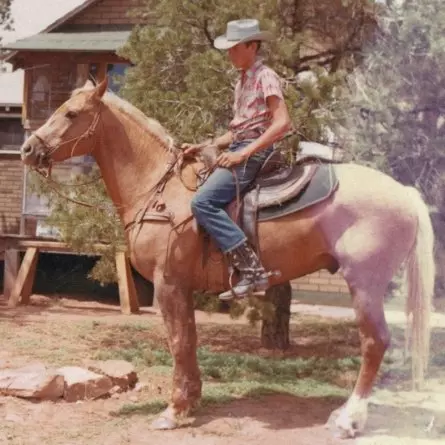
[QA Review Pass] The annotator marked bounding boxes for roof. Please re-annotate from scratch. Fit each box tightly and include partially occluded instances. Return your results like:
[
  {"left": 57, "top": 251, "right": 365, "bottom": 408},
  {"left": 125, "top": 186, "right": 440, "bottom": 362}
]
[
  {"left": 3, "top": 31, "right": 131, "bottom": 52},
  {"left": 42, "top": 0, "right": 99, "bottom": 33},
  {"left": 0, "top": 69, "right": 24, "bottom": 106}
]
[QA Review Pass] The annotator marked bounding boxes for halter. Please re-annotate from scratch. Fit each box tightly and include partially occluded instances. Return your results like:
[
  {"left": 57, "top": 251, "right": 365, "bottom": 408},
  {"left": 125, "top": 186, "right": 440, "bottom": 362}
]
[
  {"left": 29, "top": 103, "right": 208, "bottom": 232},
  {"left": 31, "top": 108, "right": 102, "bottom": 177},
  {"left": 30, "top": 107, "right": 104, "bottom": 209}
]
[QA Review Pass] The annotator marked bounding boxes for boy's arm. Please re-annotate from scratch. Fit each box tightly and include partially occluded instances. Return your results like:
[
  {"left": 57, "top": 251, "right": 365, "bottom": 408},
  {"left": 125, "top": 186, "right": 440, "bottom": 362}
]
[{"left": 212, "top": 131, "right": 233, "bottom": 150}]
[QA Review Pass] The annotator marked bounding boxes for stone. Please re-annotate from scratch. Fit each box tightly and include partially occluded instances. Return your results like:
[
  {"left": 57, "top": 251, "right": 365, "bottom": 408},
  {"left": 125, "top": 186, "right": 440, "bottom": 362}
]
[
  {"left": 110, "top": 385, "right": 122, "bottom": 395},
  {"left": 87, "top": 360, "right": 138, "bottom": 391},
  {"left": 57, "top": 366, "right": 113, "bottom": 402},
  {"left": 0, "top": 364, "right": 64, "bottom": 400},
  {"left": 134, "top": 382, "right": 146, "bottom": 392},
  {"left": 5, "top": 413, "right": 24, "bottom": 423}
]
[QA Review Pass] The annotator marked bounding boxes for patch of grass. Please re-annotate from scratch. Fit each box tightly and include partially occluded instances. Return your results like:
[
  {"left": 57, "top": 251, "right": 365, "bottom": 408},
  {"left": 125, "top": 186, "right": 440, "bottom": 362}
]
[
  {"left": 0, "top": 314, "right": 360, "bottom": 417},
  {"left": 94, "top": 343, "right": 172, "bottom": 367},
  {"left": 197, "top": 347, "right": 360, "bottom": 383},
  {"left": 93, "top": 334, "right": 361, "bottom": 386},
  {"left": 202, "top": 379, "right": 348, "bottom": 403},
  {"left": 115, "top": 400, "right": 168, "bottom": 416}
]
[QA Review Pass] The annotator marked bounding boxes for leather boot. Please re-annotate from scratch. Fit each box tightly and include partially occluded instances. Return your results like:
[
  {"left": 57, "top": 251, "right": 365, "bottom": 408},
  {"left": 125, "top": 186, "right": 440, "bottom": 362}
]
[{"left": 218, "top": 242, "right": 270, "bottom": 301}]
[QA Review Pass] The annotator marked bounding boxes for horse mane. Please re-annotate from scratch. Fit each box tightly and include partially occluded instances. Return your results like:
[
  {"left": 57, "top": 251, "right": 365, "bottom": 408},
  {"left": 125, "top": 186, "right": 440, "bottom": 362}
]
[{"left": 72, "top": 85, "right": 177, "bottom": 152}]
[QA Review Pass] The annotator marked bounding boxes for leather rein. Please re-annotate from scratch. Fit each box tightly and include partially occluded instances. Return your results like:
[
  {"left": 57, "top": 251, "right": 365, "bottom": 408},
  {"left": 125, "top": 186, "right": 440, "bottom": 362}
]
[
  {"left": 31, "top": 107, "right": 209, "bottom": 231},
  {"left": 31, "top": 108, "right": 106, "bottom": 209}
]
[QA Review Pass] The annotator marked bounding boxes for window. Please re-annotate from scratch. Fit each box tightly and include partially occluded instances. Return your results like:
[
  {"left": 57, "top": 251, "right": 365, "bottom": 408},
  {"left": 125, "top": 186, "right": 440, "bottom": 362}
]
[
  {"left": 107, "top": 63, "right": 129, "bottom": 94},
  {"left": 77, "top": 62, "right": 130, "bottom": 94},
  {"left": 0, "top": 118, "right": 25, "bottom": 150},
  {"left": 29, "top": 66, "right": 52, "bottom": 120}
]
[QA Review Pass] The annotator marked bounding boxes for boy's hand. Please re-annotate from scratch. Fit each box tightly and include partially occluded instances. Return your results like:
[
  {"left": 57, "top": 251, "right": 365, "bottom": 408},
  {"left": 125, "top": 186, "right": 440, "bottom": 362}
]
[{"left": 181, "top": 139, "right": 212, "bottom": 156}]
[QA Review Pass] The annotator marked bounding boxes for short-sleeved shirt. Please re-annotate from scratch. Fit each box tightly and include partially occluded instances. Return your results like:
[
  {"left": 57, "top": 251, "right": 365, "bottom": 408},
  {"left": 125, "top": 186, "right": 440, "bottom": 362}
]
[{"left": 229, "top": 58, "right": 284, "bottom": 139}]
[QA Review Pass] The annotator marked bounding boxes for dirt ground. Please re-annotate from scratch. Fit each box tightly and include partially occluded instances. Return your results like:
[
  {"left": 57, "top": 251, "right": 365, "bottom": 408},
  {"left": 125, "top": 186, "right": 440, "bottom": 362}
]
[{"left": 0, "top": 294, "right": 444, "bottom": 445}]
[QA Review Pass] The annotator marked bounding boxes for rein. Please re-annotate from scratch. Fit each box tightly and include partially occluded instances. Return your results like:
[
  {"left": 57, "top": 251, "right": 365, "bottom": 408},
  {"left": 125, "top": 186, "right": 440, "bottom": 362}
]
[
  {"left": 124, "top": 151, "right": 196, "bottom": 232},
  {"left": 31, "top": 102, "right": 242, "bottom": 235},
  {"left": 29, "top": 106, "right": 117, "bottom": 211},
  {"left": 33, "top": 168, "right": 105, "bottom": 211},
  {"left": 32, "top": 109, "right": 102, "bottom": 166}
]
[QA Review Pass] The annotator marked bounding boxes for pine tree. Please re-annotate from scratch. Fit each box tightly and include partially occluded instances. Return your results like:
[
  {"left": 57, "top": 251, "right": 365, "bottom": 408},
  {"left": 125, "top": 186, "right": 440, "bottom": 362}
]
[
  {"left": 33, "top": 0, "right": 379, "bottom": 287},
  {"left": 0, "top": 0, "right": 12, "bottom": 34},
  {"left": 334, "top": 0, "right": 445, "bottom": 292}
]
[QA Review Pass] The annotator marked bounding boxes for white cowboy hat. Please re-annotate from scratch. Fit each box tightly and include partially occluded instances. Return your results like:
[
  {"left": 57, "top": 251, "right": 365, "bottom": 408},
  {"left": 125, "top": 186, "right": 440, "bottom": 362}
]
[{"left": 214, "top": 19, "right": 273, "bottom": 50}]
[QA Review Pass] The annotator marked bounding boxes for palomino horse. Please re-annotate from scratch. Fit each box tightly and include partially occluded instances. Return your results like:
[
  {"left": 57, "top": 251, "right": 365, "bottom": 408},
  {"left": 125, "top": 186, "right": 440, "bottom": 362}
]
[{"left": 20, "top": 78, "right": 435, "bottom": 438}]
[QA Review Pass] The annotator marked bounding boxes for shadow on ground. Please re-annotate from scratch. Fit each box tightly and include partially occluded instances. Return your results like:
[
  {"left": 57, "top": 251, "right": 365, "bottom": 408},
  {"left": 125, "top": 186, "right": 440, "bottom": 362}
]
[{"left": 116, "top": 392, "right": 346, "bottom": 431}]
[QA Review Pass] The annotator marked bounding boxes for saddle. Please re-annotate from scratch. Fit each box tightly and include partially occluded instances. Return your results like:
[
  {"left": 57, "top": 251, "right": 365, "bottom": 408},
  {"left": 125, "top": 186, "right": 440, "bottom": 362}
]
[
  {"left": 220, "top": 143, "right": 339, "bottom": 254},
  {"left": 197, "top": 142, "right": 340, "bottom": 264}
]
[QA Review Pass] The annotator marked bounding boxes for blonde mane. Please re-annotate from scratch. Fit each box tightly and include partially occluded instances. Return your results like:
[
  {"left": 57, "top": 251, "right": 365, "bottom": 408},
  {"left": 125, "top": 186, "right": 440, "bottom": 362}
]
[{"left": 72, "top": 85, "right": 176, "bottom": 151}]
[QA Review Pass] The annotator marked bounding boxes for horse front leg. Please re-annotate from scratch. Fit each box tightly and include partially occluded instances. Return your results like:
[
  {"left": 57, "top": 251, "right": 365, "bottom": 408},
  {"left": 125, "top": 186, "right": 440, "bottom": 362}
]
[{"left": 150, "top": 278, "right": 202, "bottom": 430}]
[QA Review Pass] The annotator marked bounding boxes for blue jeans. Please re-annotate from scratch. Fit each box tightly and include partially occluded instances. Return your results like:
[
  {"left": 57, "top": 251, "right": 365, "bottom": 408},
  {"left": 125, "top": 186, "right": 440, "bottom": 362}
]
[{"left": 191, "top": 140, "right": 273, "bottom": 253}]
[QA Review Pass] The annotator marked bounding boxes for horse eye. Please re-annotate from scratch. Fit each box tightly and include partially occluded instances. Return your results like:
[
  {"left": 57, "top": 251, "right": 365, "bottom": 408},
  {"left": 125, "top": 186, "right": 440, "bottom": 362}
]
[{"left": 65, "top": 110, "right": 78, "bottom": 119}]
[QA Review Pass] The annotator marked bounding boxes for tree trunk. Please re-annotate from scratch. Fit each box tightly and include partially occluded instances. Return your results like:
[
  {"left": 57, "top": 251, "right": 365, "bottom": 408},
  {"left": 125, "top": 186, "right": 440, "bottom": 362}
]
[{"left": 261, "top": 281, "right": 292, "bottom": 350}]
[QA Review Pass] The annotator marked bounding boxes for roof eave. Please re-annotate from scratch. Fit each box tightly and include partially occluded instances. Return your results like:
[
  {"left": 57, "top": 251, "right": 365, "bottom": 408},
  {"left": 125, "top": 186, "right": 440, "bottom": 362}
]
[
  {"left": 41, "top": 0, "right": 100, "bottom": 33},
  {"left": 1, "top": 0, "right": 101, "bottom": 66}
]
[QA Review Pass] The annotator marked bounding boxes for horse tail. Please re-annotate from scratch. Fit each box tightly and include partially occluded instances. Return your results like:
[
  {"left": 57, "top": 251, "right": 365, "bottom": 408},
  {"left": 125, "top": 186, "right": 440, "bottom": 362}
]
[{"left": 404, "top": 186, "right": 435, "bottom": 389}]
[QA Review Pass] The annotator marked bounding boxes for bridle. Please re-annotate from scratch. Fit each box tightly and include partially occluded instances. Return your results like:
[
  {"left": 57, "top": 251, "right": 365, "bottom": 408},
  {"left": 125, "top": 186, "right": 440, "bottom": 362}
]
[
  {"left": 31, "top": 107, "right": 102, "bottom": 178},
  {"left": 29, "top": 104, "right": 202, "bottom": 228}
]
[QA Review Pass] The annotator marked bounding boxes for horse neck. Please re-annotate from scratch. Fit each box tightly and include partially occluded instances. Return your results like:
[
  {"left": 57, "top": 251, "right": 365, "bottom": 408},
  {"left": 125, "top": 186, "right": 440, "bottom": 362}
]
[{"left": 93, "top": 103, "right": 175, "bottom": 223}]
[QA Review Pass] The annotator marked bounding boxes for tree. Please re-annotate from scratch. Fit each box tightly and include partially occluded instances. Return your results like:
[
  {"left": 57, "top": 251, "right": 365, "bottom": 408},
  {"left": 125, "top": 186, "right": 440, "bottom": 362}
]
[
  {"left": 333, "top": 0, "right": 445, "bottom": 294},
  {"left": 0, "top": 0, "right": 13, "bottom": 65},
  {"left": 0, "top": 0, "right": 12, "bottom": 33},
  {"left": 33, "top": 0, "right": 379, "bottom": 347},
  {"left": 120, "top": 0, "right": 378, "bottom": 147},
  {"left": 261, "top": 282, "right": 292, "bottom": 350}
]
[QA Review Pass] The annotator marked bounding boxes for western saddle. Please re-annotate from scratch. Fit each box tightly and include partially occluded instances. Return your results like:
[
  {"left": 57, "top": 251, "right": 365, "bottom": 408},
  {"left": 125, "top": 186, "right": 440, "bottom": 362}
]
[{"left": 197, "top": 141, "right": 340, "bottom": 257}]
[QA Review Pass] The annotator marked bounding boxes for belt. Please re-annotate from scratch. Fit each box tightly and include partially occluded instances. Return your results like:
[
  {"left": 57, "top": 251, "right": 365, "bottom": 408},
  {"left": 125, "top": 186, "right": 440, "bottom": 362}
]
[{"left": 232, "top": 129, "right": 263, "bottom": 142}]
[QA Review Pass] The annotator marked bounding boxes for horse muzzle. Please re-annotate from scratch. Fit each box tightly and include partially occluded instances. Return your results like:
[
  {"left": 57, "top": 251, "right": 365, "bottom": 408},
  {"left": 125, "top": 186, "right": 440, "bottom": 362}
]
[{"left": 20, "top": 135, "right": 50, "bottom": 168}]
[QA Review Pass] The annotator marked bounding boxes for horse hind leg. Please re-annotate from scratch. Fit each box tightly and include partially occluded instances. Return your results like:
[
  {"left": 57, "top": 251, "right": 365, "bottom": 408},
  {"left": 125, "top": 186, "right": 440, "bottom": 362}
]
[
  {"left": 330, "top": 186, "right": 434, "bottom": 438},
  {"left": 333, "top": 283, "right": 391, "bottom": 438},
  {"left": 328, "top": 231, "right": 408, "bottom": 437}
]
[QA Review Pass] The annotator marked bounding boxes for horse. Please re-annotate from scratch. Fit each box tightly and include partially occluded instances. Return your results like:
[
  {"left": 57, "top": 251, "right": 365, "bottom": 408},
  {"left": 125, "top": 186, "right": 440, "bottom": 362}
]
[{"left": 20, "top": 78, "right": 435, "bottom": 438}]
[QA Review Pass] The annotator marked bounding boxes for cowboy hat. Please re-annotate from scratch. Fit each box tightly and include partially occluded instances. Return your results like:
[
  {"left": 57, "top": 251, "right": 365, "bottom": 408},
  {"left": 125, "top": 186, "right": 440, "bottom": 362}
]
[{"left": 214, "top": 19, "right": 273, "bottom": 50}]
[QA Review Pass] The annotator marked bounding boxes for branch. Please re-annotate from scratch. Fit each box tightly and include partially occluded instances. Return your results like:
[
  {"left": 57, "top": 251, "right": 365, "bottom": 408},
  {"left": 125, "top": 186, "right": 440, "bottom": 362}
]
[
  {"left": 202, "top": 18, "right": 214, "bottom": 47},
  {"left": 285, "top": 8, "right": 371, "bottom": 74},
  {"left": 284, "top": 46, "right": 361, "bottom": 73}
]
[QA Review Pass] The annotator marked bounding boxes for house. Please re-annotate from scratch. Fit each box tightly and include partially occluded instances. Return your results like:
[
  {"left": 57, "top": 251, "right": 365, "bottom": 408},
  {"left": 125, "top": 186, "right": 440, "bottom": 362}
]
[
  {"left": 1, "top": 0, "right": 143, "bottom": 235},
  {"left": 0, "top": 67, "right": 26, "bottom": 233}
]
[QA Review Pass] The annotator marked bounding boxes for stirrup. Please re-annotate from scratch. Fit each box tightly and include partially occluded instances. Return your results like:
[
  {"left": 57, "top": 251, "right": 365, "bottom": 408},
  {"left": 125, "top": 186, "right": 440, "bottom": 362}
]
[{"left": 218, "top": 269, "right": 278, "bottom": 302}]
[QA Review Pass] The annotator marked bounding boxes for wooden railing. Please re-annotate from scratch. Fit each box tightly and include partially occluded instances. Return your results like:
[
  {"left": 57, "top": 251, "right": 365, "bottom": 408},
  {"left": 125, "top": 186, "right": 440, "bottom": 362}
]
[{"left": 1, "top": 234, "right": 139, "bottom": 314}]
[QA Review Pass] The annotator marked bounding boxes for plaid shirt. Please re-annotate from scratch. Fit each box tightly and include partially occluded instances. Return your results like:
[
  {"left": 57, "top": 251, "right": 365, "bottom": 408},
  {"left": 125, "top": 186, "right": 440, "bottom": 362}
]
[{"left": 229, "top": 59, "right": 284, "bottom": 139}]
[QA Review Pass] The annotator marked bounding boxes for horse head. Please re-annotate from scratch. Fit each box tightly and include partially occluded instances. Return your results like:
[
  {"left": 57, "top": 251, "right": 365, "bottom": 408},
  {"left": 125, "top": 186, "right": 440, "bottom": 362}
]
[{"left": 21, "top": 78, "right": 108, "bottom": 170}]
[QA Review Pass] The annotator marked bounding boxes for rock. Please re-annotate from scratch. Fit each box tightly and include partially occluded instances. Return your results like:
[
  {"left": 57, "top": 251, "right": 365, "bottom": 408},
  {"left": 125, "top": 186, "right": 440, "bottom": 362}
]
[
  {"left": 134, "top": 382, "right": 146, "bottom": 392},
  {"left": 110, "top": 385, "right": 122, "bottom": 395},
  {"left": 87, "top": 360, "right": 138, "bottom": 391},
  {"left": 0, "top": 364, "right": 64, "bottom": 401},
  {"left": 5, "top": 413, "right": 24, "bottom": 423},
  {"left": 57, "top": 366, "right": 113, "bottom": 402}
]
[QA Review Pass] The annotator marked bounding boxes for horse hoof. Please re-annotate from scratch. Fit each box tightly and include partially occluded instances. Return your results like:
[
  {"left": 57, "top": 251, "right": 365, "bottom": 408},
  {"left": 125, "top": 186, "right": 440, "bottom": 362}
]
[
  {"left": 333, "top": 404, "right": 367, "bottom": 438},
  {"left": 151, "top": 413, "right": 178, "bottom": 430}
]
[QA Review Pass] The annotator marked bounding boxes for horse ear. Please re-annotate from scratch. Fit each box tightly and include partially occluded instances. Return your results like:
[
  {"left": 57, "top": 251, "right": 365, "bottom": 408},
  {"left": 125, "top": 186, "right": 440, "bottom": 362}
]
[
  {"left": 93, "top": 77, "right": 108, "bottom": 100},
  {"left": 83, "top": 79, "right": 95, "bottom": 90}
]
